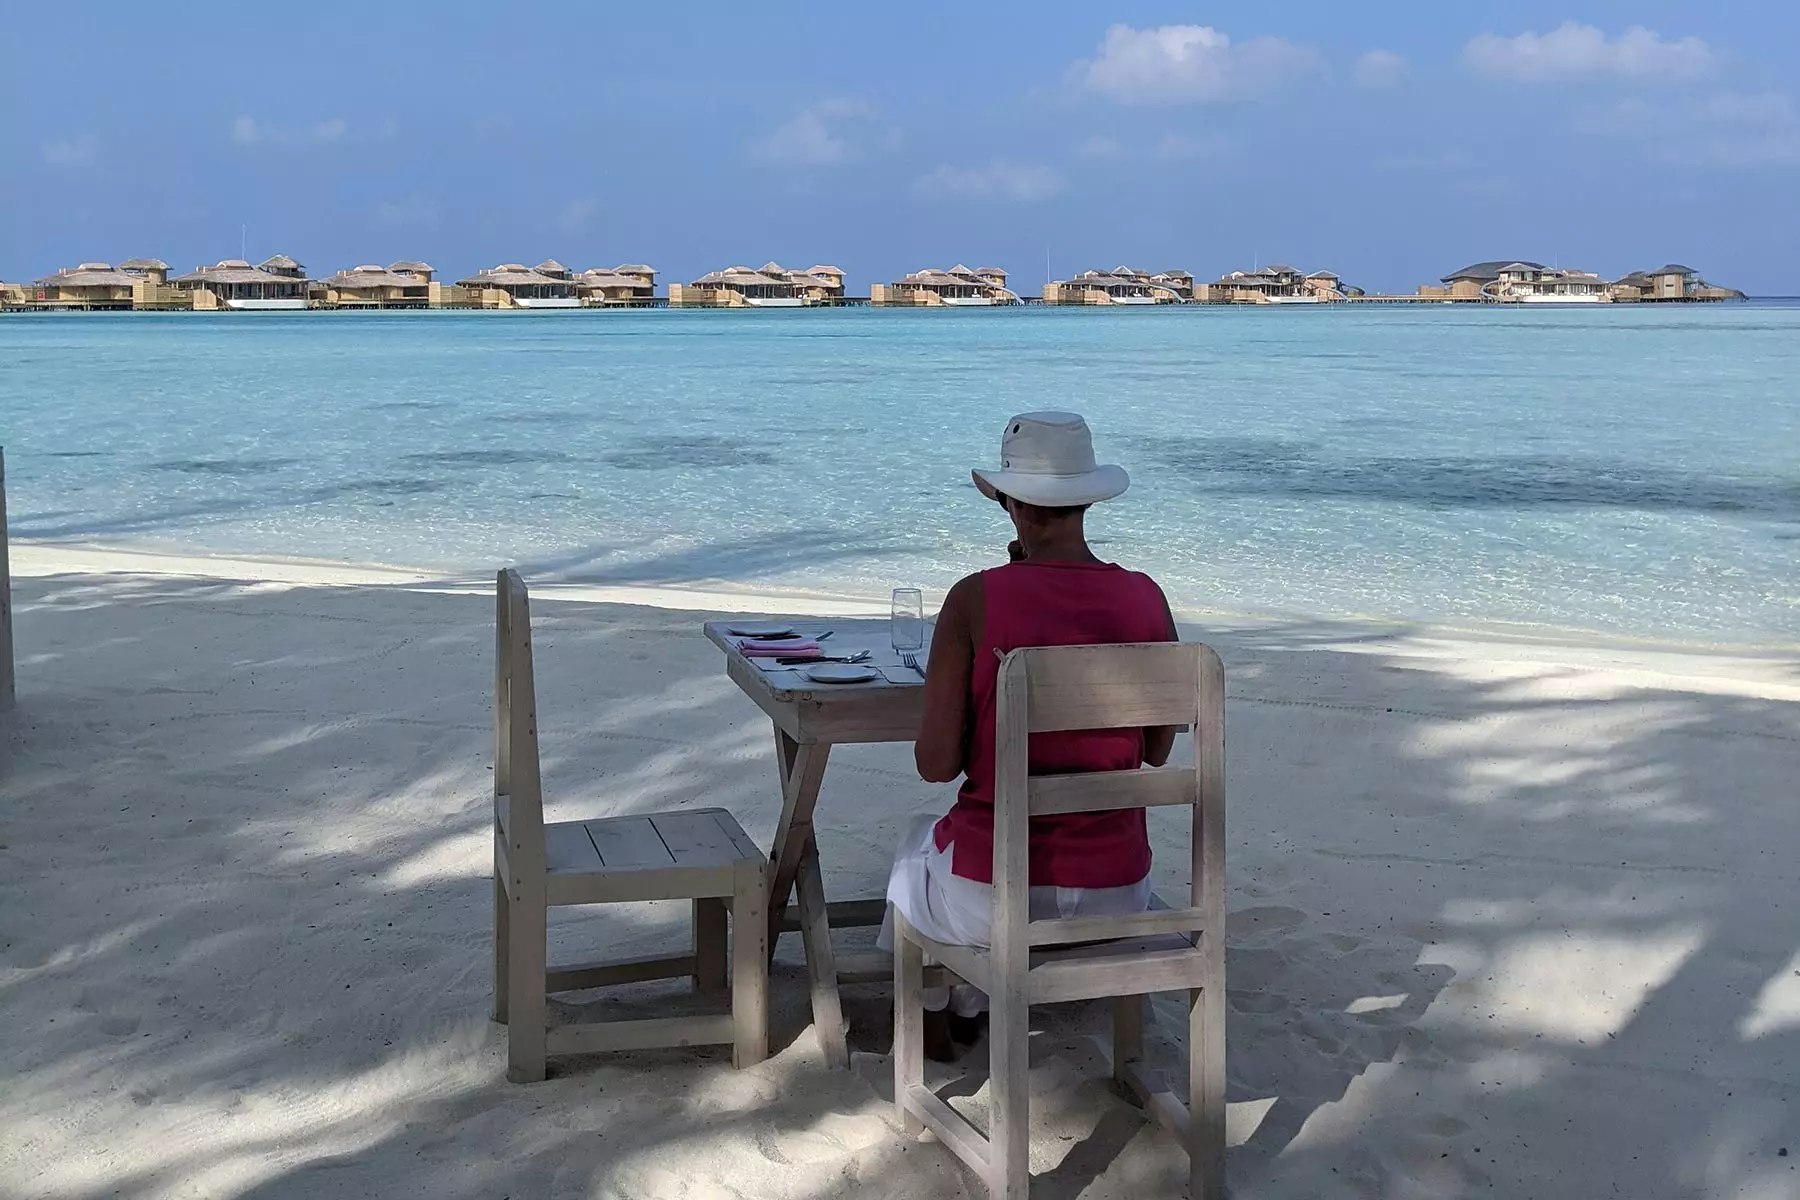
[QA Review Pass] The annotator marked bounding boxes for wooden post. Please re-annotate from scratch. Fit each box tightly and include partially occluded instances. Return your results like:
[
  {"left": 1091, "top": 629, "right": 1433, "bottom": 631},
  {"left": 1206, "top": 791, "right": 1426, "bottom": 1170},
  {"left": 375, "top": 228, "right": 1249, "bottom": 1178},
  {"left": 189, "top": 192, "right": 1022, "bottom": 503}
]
[{"left": 1, "top": 446, "right": 13, "bottom": 711}]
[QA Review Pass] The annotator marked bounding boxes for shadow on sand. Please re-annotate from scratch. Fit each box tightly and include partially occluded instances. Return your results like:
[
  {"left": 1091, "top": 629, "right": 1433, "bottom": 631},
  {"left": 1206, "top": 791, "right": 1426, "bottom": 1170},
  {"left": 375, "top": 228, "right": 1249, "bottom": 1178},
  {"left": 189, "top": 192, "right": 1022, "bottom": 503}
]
[{"left": 0, "top": 571, "right": 1794, "bottom": 1197}]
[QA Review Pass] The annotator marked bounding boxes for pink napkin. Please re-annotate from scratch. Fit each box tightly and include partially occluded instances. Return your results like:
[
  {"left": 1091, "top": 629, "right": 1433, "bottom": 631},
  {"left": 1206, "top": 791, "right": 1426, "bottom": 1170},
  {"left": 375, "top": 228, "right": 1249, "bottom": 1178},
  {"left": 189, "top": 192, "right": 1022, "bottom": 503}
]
[{"left": 738, "top": 638, "right": 821, "bottom": 658}]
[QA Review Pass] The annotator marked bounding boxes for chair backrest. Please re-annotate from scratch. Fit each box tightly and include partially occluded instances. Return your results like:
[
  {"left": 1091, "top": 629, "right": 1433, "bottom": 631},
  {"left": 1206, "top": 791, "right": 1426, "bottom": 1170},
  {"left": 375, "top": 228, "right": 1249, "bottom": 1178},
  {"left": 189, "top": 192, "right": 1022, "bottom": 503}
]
[
  {"left": 495, "top": 569, "right": 544, "bottom": 868},
  {"left": 990, "top": 641, "right": 1225, "bottom": 954}
]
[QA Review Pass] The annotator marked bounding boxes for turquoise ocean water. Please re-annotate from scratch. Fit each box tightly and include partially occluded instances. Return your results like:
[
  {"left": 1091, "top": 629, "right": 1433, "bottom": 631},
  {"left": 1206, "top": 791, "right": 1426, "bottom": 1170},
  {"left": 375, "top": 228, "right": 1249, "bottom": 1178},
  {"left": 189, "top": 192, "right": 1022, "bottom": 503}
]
[{"left": 2, "top": 304, "right": 1797, "bottom": 645}]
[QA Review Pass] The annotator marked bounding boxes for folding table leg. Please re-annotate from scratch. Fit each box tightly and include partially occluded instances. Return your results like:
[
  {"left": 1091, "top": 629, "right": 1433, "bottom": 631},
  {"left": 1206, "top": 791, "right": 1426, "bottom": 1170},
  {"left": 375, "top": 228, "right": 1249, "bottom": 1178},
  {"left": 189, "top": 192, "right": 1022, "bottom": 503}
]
[
  {"left": 765, "top": 726, "right": 831, "bottom": 951},
  {"left": 795, "top": 838, "right": 849, "bottom": 1068}
]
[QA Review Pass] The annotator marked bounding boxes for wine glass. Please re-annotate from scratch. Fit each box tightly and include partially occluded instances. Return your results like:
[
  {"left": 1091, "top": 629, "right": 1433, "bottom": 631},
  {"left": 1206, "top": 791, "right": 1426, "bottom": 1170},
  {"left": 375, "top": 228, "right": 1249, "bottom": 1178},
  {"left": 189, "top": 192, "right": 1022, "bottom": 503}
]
[{"left": 891, "top": 588, "right": 924, "bottom": 654}]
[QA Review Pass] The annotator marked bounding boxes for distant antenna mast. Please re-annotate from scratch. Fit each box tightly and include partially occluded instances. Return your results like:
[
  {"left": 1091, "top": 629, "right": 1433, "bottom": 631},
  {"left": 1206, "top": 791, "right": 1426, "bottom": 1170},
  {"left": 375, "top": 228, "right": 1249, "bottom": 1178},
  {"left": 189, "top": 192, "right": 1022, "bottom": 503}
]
[
  {"left": 1045, "top": 243, "right": 1051, "bottom": 287},
  {"left": 241, "top": 224, "right": 247, "bottom": 261}
]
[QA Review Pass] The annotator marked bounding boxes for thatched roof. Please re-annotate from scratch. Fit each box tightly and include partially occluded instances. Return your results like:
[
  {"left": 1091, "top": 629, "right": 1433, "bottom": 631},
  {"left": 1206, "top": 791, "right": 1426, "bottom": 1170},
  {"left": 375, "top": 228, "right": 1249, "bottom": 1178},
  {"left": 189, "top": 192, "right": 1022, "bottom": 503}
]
[
  {"left": 1442, "top": 260, "right": 1545, "bottom": 283},
  {"left": 260, "top": 254, "right": 303, "bottom": 271},
  {"left": 614, "top": 264, "right": 656, "bottom": 274},
  {"left": 35, "top": 263, "right": 139, "bottom": 287},
  {"left": 458, "top": 264, "right": 571, "bottom": 288},
  {"left": 324, "top": 266, "right": 423, "bottom": 289},
  {"left": 692, "top": 267, "right": 791, "bottom": 287},
  {"left": 534, "top": 259, "right": 572, "bottom": 278},
  {"left": 806, "top": 264, "right": 844, "bottom": 277},
  {"left": 388, "top": 260, "right": 434, "bottom": 274},
  {"left": 1212, "top": 270, "right": 1284, "bottom": 286},
  {"left": 1062, "top": 271, "right": 1145, "bottom": 289},
  {"left": 974, "top": 266, "right": 1007, "bottom": 276},
  {"left": 578, "top": 269, "right": 652, "bottom": 290},
  {"left": 1154, "top": 269, "right": 1193, "bottom": 280},
  {"left": 897, "top": 270, "right": 968, "bottom": 287},
  {"left": 1654, "top": 263, "right": 1696, "bottom": 275},
  {"left": 120, "top": 258, "right": 168, "bottom": 270},
  {"left": 174, "top": 260, "right": 303, "bottom": 285}
]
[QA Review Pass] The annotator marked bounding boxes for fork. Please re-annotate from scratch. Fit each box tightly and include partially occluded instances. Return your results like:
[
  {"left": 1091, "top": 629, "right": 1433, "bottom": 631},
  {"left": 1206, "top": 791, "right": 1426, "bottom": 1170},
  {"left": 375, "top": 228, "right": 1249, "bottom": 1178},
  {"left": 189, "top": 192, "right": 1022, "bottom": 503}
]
[
  {"left": 776, "top": 650, "right": 872, "bottom": 665},
  {"left": 901, "top": 652, "right": 925, "bottom": 678}
]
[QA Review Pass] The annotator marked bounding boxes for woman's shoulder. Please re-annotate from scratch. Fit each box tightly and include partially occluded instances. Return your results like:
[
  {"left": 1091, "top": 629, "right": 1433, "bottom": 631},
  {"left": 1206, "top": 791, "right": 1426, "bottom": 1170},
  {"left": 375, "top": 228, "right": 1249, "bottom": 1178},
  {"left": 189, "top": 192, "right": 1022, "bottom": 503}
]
[{"left": 941, "top": 570, "right": 987, "bottom": 620}]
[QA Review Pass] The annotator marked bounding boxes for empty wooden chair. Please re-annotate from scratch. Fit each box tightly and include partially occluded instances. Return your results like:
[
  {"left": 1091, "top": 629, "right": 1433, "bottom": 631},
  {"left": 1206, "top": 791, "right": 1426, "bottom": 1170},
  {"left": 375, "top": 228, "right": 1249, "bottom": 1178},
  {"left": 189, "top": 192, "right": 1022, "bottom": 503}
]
[
  {"left": 492, "top": 569, "right": 769, "bottom": 1081},
  {"left": 893, "top": 642, "right": 1226, "bottom": 1199}
]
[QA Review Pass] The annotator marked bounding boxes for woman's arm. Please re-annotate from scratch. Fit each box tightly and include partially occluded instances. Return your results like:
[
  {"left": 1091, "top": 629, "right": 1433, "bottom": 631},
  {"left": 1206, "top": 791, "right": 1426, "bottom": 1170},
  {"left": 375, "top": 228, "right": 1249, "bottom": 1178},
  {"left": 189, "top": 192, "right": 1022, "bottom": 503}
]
[
  {"left": 1142, "top": 582, "right": 1181, "bottom": 767},
  {"left": 914, "top": 574, "right": 981, "bottom": 783}
]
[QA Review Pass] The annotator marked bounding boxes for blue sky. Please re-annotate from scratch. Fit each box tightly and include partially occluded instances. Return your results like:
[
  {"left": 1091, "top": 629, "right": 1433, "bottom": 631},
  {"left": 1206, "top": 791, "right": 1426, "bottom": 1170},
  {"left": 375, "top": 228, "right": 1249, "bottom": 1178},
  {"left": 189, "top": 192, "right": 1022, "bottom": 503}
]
[{"left": 5, "top": 2, "right": 1797, "bottom": 293}]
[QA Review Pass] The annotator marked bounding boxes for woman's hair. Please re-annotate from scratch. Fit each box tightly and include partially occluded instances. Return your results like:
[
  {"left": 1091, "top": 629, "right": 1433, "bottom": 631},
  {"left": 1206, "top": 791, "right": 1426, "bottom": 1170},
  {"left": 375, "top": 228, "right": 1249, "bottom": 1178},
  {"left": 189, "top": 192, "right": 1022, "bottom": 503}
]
[{"left": 995, "top": 491, "right": 1091, "bottom": 520}]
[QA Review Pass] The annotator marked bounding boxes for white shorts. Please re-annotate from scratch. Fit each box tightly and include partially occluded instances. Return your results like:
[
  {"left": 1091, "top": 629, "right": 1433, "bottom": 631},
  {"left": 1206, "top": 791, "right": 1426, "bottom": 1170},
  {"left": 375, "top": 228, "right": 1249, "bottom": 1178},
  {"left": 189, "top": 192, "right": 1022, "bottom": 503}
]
[{"left": 878, "top": 814, "right": 1150, "bottom": 1015}]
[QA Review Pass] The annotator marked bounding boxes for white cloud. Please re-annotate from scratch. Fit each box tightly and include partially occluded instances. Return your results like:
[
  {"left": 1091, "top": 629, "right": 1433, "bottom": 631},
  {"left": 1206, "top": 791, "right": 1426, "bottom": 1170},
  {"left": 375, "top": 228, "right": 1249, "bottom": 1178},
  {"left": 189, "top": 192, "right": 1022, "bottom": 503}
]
[
  {"left": 1575, "top": 89, "right": 1800, "bottom": 167},
  {"left": 557, "top": 198, "right": 598, "bottom": 233},
  {"left": 42, "top": 133, "right": 98, "bottom": 168},
  {"left": 232, "top": 114, "right": 357, "bottom": 148},
  {"left": 1682, "top": 90, "right": 1799, "bottom": 166},
  {"left": 914, "top": 161, "right": 1065, "bottom": 202},
  {"left": 1353, "top": 49, "right": 1406, "bottom": 89},
  {"left": 1463, "top": 23, "right": 1715, "bottom": 83},
  {"left": 1071, "top": 23, "right": 1319, "bottom": 105},
  {"left": 751, "top": 97, "right": 874, "bottom": 165}
]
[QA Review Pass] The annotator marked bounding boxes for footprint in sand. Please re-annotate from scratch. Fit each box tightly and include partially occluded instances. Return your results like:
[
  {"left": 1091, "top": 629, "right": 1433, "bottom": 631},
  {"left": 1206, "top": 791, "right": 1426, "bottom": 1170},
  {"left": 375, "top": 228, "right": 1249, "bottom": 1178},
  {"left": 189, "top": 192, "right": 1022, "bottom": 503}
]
[
  {"left": 98, "top": 1014, "right": 142, "bottom": 1037},
  {"left": 1227, "top": 989, "right": 1288, "bottom": 1015},
  {"left": 1227, "top": 906, "right": 1309, "bottom": 936}
]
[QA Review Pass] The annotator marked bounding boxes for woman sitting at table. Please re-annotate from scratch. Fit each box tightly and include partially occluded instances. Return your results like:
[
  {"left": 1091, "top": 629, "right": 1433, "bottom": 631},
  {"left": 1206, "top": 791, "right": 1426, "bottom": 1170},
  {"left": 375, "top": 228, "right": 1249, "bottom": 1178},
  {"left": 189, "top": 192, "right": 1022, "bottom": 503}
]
[{"left": 881, "top": 411, "right": 1179, "bottom": 1060}]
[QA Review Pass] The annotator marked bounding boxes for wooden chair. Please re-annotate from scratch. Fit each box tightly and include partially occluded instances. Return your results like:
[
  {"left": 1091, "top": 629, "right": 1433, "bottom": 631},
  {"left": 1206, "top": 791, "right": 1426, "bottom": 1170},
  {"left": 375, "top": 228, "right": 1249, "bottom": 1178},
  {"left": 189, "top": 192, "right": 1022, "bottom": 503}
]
[
  {"left": 492, "top": 569, "right": 769, "bottom": 1082},
  {"left": 893, "top": 642, "right": 1226, "bottom": 1199}
]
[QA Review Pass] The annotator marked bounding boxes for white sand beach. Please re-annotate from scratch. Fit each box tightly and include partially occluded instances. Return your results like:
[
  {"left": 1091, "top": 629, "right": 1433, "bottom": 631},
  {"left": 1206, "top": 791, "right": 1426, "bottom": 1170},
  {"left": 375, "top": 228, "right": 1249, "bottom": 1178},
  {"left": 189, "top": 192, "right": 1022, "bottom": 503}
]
[{"left": 2, "top": 544, "right": 1796, "bottom": 1199}]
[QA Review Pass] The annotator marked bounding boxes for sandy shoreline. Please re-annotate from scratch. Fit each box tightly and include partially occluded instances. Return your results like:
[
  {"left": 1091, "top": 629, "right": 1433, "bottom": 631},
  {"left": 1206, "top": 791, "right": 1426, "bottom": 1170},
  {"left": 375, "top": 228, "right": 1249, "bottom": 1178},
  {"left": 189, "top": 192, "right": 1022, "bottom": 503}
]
[{"left": 1, "top": 544, "right": 1796, "bottom": 1197}]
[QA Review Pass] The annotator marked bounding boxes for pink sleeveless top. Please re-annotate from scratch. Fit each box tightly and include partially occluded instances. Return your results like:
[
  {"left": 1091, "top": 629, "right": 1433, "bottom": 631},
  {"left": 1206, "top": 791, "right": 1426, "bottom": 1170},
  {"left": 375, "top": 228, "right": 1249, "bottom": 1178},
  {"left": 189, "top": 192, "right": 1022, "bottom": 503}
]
[{"left": 933, "top": 560, "right": 1173, "bottom": 887}]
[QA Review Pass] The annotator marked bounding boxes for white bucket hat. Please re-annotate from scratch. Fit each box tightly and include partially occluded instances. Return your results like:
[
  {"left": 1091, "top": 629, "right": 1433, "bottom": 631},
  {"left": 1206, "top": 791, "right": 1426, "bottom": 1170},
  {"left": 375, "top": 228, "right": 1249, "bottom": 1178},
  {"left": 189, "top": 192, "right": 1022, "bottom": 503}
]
[{"left": 971, "top": 411, "right": 1129, "bottom": 508}]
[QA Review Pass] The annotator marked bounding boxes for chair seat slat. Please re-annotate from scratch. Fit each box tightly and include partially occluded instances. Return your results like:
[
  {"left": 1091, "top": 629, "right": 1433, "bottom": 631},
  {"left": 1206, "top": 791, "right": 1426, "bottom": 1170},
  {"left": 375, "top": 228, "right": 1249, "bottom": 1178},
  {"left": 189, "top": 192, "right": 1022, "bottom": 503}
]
[{"left": 1026, "top": 906, "right": 1207, "bottom": 946}]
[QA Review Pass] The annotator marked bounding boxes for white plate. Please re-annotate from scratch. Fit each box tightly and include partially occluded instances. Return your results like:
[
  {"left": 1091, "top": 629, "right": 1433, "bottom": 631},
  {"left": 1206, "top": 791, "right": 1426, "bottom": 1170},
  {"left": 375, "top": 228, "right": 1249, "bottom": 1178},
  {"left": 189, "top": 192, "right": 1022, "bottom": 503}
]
[
  {"left": 728, "top": 624, "right": 797, "bottom": 638},
  {"left": 802, "top": 663, "right": 879, "bottom": 684}
]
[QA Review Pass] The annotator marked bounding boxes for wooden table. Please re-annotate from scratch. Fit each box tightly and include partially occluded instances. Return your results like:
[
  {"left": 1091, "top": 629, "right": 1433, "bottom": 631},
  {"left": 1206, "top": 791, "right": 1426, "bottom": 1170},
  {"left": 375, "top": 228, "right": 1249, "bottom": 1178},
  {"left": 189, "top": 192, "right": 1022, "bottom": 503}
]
[{"left": 705, "top": 619, "right": 927, "bottom": 1067}]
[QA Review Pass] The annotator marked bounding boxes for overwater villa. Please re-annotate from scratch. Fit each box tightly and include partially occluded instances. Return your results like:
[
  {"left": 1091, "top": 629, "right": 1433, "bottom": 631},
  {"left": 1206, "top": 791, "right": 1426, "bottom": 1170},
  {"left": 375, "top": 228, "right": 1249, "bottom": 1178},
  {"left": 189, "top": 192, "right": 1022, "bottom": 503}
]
[
  {"left": 576, "top": 264, "right": 657, "bottom": 306},
  {"left": 871, "top": 264, "right": 1017, "bottom": 306},
  {"left": 1145, "top": 269, "right": 1195, "bottom": 300},
  {"left": 1198, "top": 266, "right": 1352, "bottom": 304},
  {"left": 1422, "top": 259, "right": 1741, "bottom": 303},
  {"left": 1425, "top": 261, "right": 1611, "bottom": 303},
  {"left": 454, "top": 263, "right": 580, "bottom": 309},
  {"left": 31, "top": 262, "right": 145, "bottom": 309},
  {"left": 27, "top": 258, "right": 187, "bottom": 310},
  {"left": 318, "top": 262, "right": 436, "bottom": 308},
  {"left": 171, "top": 259, "right": 309, "bottom": 310},
  {"left": 1043, "top": 267, "right": 1185, "bottom": 305},
  {"left": 769, "top": 263, "right": 845, "bottom": 303},
  {"left": 1611, "top": 264, "right": 1743, "bottom": 302},
  {"left": 1490, "top": 263, "right": 1611, "bottom": 303},
  {"left": 670, "top": 267, "right": 793, "bottom": 307},
  {"left": 669, "top": 263, "right": 842, "bottom": 307}
]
